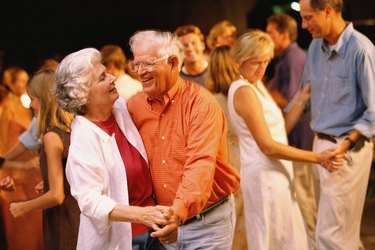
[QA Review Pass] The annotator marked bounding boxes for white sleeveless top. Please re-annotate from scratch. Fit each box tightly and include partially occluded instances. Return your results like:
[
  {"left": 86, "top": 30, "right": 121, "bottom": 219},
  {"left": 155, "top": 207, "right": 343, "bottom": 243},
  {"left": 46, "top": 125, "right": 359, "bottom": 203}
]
[
  {"left": 227, "top": 79, "right": 308, "bottom": 250},
  {"left": 227, "top": 79, "right": 293, "bottom": 172}
]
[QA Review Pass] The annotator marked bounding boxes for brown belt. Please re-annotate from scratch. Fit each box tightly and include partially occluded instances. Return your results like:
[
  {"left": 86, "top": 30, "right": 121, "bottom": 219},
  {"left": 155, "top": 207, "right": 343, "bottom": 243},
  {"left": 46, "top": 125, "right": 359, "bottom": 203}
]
[
  {"left": 182, "top": 196, "right": 229, "bottom": 226},
  {"left": 316, "top": 133, "right": 338, "bottom": 144}
]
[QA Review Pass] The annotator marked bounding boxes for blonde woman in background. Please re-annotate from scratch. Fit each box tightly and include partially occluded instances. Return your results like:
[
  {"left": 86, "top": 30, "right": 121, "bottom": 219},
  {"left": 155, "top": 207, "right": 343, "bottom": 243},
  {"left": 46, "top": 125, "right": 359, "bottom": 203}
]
[
  {"left": 206, "top": 45, "right": 247, "bottom": 249},
  {"left": 9, "top": 69, "right": 80, "bottom": 250},
  {"left": 227, "top": 30, "right": 344, "bottom": 249},
  {"left": 206, "top": 20, "right": 237, "bottom": 53}
]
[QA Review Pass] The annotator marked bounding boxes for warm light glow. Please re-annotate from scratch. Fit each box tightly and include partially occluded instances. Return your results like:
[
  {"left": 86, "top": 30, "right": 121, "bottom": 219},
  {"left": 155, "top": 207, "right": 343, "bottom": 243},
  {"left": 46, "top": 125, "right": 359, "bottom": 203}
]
[
  {"left": 291, "top": 2, "right": 300, "bottom": 11},
  {"left": 20, "top": 94, "right": 31, "bottom": 108}
]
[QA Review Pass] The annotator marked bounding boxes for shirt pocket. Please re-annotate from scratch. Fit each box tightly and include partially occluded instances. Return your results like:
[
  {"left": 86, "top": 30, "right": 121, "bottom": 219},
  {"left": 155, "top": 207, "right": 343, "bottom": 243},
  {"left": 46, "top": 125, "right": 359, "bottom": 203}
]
[
  {"left": 166, "top": 132, "right": 187, "bottom": 171},
  {"left": 328, "top": 76, "right": 354, "bottom": 106}
]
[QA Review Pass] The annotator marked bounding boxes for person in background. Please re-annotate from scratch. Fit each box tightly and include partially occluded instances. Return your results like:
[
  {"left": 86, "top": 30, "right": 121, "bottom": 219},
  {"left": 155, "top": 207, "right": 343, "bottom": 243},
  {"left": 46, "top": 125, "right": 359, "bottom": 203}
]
[
  {"left": 206, "top": 20, "right": 237, "bottom": 53},
  {"left": 100, "top": 44, "right": 142, "bottom": 100},
  {"left": 55, "top": 48, "right": 174, "bottom": 250},
  {"left": 0, "top": 67, "right": 32, "bottom": 154},
  {"left": 227, "top": 29, "right": 344, "bottom": 250},
  {"left": 0, "top": 66, "right": 42, "bottom": 250},
  {"left": 9, "top": 69, "right": 80, "bottom": 250},
  {"left": 127, "top": 29, "right": 240, "bottom": 250},
  {"left": 297, "top": 0, "right": 375, "bottom": 248},
  {"left": 38, "top": 58, "right": 59, "bottom": 71},
  {"left": 206, "top": 45, "right": 247, "bottom": 250},
  {"left": 0, "top": 175, "right": 14, "bottom": 250},
  {"left": 174, "top": 24, "right": 208, "bottom": 87},
  {"left": 0, "top": 107, "right": 40, "bottom": 250},
  {"left": 265, "top": 13, "right": 317, "bottom": 248}
]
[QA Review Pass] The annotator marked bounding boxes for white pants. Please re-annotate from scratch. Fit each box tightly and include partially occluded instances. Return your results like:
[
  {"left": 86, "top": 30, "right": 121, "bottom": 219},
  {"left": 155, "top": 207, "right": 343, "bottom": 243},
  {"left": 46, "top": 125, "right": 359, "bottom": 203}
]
[{"left": 313, "top": 136, "right": 372, "bottom": 250}]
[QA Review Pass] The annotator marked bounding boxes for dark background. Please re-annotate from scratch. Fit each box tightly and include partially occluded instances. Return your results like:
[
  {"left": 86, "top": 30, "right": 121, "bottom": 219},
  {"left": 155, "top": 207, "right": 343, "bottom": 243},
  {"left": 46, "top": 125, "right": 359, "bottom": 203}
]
[{"left": 0, "top": 0, "right": 374, "bottom": 74}]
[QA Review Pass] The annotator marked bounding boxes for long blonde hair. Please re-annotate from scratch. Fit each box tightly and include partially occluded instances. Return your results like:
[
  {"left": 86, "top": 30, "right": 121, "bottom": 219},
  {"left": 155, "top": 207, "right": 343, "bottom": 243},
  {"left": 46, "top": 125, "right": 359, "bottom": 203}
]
[
  {"left": 206, "top": 45, "right": 239, "bottom": 96},
  {"left": 27, "top": 69, "right": 74, "bottom": 137}
]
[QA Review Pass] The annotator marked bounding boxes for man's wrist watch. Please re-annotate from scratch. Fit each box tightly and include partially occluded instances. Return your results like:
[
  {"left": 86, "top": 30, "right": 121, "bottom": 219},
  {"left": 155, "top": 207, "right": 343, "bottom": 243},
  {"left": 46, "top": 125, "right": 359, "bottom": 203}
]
[{"left": 344, "top": 137, "right": 356, "bottom": 150}]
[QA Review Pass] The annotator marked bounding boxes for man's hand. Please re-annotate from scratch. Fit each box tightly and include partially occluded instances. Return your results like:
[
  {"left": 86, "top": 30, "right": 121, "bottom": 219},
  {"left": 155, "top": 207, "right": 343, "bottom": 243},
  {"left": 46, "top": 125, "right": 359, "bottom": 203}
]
[
  {"left": 320, "top": 148, "right": 345, "bottom": 172},
  {"left": 0, "top": 176, "right": 15, "bottom": 192},
  {"left": 150, "top": 214, "right": 179, "bottom": 244}
]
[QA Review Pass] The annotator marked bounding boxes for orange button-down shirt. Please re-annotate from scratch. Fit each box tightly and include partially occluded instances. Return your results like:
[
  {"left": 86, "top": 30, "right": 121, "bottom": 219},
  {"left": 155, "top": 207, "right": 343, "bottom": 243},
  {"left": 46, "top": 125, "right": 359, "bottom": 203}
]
[{"left": 127, "top": 78, "right": 240, "bottom": 222}]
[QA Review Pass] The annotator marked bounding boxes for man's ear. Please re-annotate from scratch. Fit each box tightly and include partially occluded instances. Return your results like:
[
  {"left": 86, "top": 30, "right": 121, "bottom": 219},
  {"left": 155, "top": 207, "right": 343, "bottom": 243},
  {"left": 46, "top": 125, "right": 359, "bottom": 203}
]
[
  {"left": 169, "top": 56, "right": 179, "bottom": 70},
  {"left": 324, "top": 5, "right": 333, "bottom": 18}
]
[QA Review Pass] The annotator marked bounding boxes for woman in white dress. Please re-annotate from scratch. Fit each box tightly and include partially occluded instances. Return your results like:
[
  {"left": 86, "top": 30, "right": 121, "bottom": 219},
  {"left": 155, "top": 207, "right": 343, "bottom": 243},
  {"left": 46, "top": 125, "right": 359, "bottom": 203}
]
[{"left": 227, "top": 30, "right": 344, "bottom": 250}]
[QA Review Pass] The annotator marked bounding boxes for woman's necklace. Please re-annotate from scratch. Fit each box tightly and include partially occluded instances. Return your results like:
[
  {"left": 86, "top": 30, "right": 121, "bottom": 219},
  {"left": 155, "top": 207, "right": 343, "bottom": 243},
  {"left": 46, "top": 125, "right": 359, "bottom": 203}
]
[{"left": 239, "top": 74, "right": 250, "bottom": 83}]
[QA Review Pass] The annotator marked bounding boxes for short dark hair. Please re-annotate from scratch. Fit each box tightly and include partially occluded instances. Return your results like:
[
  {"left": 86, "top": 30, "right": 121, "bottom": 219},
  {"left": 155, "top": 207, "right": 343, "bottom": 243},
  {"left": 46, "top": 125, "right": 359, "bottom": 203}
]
[
  {"left": 267, "top": 14, "right": 298, "bottom": 42},
  {"left": 309, "top": 0, "right": 343, "bottom": 12}
]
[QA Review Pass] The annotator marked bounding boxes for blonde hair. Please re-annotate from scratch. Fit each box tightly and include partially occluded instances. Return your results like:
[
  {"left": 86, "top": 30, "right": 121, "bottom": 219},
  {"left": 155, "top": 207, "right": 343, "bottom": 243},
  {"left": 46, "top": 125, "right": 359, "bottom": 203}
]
[
  {"left": 206, "top": 46, "right": 239, "bottom": 96},
  {"left": 206, "top": 20, "right": 237, "bottom": 50},
  {"left": 230, "top": 29, "right": 274, "bottom": 66},
  {"left": 27, "top": 69, "right": 74, "bottom": 137}
]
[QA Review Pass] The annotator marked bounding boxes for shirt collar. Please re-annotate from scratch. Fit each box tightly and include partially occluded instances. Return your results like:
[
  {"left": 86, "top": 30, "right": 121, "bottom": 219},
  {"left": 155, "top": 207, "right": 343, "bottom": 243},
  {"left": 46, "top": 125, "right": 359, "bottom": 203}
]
[
  {"left": 321, "top": 22, "right": 353, "bottom": 58},
  {"left": 146, "top": 78, "right": 184, "bottom": 107}
]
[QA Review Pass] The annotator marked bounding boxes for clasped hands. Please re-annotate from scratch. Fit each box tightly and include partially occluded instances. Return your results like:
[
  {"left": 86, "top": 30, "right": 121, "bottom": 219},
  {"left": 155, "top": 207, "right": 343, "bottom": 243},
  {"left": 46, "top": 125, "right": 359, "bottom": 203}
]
[
  {"left": 142, "top": 206, "right": 178, "bottom": 244},
  {"left": 319, "top": 142, "right": 349, "bottom": 172}
]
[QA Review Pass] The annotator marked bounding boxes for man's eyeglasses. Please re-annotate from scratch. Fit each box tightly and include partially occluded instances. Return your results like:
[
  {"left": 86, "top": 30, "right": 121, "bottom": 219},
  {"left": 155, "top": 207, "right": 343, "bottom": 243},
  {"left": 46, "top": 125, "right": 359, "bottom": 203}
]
[{"left": 129, "top": 55, "right": 169, "bottom": 72}]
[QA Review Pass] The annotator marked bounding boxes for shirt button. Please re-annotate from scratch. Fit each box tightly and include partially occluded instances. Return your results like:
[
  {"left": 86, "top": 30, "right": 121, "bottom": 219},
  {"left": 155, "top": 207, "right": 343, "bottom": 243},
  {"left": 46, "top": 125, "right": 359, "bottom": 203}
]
[
  {"left": 163, "top": 184, "right": 167, "bottom": 188},
  {"left": 328, "top": 60, "right": 331, "bottom": 64},
  {"left": 162, "top": 160, "right": 166, "bottom": 164},
  {"left": 325, "top": 76, "right": 328, "bottom": 81},
  {"left": 161, "top": 136, "right": 165, "bottom": 140},
  {"left": 161, "top": 113, "right": 165, "bottom": 117},
  {"left": 171, "top": 100, "right": 175, "bottom": 104}
]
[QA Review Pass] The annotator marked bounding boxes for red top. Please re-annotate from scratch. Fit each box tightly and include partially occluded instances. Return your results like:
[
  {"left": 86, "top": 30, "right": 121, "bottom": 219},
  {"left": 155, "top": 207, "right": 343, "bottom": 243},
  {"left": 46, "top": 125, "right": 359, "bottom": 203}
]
[{"left": 93, "top": 114, "right": 155, "bottom": 236}]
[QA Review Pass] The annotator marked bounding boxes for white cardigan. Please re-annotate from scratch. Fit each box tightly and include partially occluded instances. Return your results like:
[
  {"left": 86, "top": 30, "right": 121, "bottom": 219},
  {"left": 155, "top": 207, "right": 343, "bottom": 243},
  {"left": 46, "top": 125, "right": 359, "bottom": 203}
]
[{"left": 66, "top": 98, "right": 148, "bottom": 250}]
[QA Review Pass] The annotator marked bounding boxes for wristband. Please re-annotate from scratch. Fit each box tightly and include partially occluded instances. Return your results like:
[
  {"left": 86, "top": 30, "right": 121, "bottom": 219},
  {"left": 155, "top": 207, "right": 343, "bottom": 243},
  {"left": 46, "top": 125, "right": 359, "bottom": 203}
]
[
  {"left": 344, "top": 137, "right": 356, "bottom": 150},
  {"left": 0, "top": 157, "right": 5, "bottom": 168}
]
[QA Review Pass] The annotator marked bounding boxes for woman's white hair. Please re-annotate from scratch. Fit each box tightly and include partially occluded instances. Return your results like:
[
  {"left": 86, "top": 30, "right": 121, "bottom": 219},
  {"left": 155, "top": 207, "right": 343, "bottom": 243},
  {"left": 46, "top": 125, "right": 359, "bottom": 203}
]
[{"left": 55, "top": 48, "right": 101, "bottom": 115}]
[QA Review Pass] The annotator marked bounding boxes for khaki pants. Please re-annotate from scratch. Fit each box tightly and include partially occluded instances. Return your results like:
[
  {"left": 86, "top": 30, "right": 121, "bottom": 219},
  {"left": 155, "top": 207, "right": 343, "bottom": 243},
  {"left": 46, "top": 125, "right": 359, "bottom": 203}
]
[
  {"left": 313, "top": 136, "right": 372, "bottom": 250},
  {"left": 293, "top": 162, "right": 317, "bottom": 250}
]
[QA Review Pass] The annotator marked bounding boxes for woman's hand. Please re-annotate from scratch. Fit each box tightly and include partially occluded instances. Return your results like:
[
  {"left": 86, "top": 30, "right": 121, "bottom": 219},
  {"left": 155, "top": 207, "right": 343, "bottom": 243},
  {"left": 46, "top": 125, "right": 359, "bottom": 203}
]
[
  {"left": 0, "top": 176, "right": 15, "bottom": 192},
  {"left": 35, "top": 181, "right": 44, "bottom": 194},
  {"left": 139, "top": 205, "right": 176, "bottom": 230},
  {"left": 10, "top": 202, "right": 28, "bottom": 218},
  {"left": 296, "top": 82, "right": 311, "bottom": 106}
]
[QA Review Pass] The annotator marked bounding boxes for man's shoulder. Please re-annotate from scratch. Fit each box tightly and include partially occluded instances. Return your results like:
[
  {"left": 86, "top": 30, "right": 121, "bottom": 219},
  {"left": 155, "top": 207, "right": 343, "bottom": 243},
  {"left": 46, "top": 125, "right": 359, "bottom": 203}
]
[
  {"left": 348, "top": 29, "right": 374, "bottom": 52},
  {"left": 182, "top": 80, "right": 216, "bottom": 106},
  {"left": 127, "top": 92, "right": 147, "bottom": 111}
]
